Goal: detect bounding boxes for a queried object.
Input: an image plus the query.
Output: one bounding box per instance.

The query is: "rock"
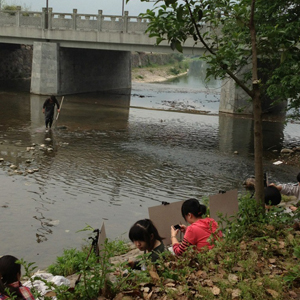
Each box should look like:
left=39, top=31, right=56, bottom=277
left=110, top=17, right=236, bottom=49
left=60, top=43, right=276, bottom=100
left=10, top=165, right=18, bottom=169
left=280, top=148, right=294, bottom=154
left=0, top=158, right=4, bottom=162
left=27, top=170, right=35, bottom=174
left=45, top=138, right=52, bottom=142
left=243, top=178, right=255, bottom=190
left=26, top=159, right=31, bottom=163
left=234, top=151, right=239, bottom=154
left=33, top=168, right=39, bottom=172
left=47, top=148, right=53, bottom=152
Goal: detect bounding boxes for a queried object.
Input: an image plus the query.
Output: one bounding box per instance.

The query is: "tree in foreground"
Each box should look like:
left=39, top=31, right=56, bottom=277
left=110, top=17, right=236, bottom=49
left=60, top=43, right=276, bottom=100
left=129, top=0, right=300, bottom=208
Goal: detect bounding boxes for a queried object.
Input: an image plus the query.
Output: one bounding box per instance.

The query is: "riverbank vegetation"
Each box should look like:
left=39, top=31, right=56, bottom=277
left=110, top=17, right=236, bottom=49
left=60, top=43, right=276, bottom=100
left=20, top=195, right=300, bottom=300
left=132, top=54, right=191, bottom=82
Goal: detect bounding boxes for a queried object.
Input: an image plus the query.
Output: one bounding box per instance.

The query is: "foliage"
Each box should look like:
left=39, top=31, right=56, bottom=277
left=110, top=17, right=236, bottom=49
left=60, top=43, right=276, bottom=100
left=284, top=245, right=300, bottom=286
left=19, top=194, right=300, bottom=299
left=134, top=0, right=300, bottom=112
left=47, top=248, right=88, bottom=276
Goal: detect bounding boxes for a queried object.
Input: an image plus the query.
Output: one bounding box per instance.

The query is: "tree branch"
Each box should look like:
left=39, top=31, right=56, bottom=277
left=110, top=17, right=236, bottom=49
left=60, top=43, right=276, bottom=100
left=185, top=0, right=253, bottom=98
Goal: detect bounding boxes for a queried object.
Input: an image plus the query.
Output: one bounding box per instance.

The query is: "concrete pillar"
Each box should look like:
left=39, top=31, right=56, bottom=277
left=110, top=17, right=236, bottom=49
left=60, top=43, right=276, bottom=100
left=219, top=63, right=287, bottom=115
left=30, top=43, right=131, bottom=95
left=31, top=42, right=59, bottom=95
left=219, top=76, right=253, bottom=115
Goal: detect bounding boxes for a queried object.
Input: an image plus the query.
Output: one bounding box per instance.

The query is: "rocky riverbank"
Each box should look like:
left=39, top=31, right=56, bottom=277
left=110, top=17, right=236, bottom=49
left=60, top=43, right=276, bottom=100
left=273, top=147, right=300, bottom=168
left=132, top=65, right=187, bottom=83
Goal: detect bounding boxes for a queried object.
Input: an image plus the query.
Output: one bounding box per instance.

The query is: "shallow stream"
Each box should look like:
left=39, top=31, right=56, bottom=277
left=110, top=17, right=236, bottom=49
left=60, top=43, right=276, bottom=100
left=0, top=80, right=300, bottom=269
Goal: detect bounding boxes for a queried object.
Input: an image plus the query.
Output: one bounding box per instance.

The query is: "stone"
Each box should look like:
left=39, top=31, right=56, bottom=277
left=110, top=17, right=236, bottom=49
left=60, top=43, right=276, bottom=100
left=280, top=148, right=294, bottom=154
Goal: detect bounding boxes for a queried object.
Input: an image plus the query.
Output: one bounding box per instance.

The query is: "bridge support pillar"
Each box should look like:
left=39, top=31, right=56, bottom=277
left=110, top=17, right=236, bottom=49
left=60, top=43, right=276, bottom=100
left=219, top=67, right=287, bottom=115
left=31, top=42, right=59, bottom=95
left=30, top=42, right=132, bottom=96
left=219, top=76, right=253, bottom=114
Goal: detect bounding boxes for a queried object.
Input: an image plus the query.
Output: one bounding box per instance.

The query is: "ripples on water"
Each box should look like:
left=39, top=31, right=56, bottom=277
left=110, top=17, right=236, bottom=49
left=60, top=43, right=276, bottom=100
left=0, top=84, right=300, bottom=268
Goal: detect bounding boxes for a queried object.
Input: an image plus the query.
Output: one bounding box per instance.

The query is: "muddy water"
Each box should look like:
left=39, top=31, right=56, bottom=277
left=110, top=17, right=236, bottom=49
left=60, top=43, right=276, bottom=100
left=0, top=83, right=300, bottom=269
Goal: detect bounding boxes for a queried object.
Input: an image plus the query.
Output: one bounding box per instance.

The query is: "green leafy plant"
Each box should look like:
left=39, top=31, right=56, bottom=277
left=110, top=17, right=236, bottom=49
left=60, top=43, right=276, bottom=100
left=284, top=245, right=300, bottom=287
left=47, top=248, right=87, bottom=276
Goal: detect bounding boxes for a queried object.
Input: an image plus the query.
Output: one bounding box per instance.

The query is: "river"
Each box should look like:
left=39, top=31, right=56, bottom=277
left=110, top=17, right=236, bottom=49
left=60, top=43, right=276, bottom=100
left=0, top=78, right=300, bottom=269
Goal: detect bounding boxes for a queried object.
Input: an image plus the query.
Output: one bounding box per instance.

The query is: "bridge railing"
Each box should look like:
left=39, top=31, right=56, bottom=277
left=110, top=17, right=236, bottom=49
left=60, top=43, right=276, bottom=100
left=0, top=7, right=149, bottom=33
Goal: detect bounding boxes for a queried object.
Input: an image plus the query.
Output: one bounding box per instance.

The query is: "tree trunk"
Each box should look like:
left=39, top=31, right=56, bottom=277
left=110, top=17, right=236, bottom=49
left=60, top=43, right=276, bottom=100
left=250, top=0, right=265, bottom=209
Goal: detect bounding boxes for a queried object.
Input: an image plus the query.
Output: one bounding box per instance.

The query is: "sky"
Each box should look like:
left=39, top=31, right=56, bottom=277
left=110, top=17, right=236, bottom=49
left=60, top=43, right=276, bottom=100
left=4, top=0, right=156, bottom=16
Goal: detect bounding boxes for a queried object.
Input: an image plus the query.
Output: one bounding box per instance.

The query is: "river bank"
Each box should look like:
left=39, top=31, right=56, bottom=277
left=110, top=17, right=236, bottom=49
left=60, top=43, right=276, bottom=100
left=132, top=65, right=188, bottom=83
left=23, top=198, right=300, bottom=300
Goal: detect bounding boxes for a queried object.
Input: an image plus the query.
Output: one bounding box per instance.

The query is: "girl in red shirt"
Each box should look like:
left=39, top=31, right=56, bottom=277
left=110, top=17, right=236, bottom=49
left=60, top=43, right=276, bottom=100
left=171, top=199, right=222, bottom=256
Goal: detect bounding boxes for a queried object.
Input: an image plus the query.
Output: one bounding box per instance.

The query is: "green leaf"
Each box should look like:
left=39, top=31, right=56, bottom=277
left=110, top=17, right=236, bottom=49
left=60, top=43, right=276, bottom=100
left=175, top=40, right=183, bottom=53
left=198, top=9, right=203, bottom=21
left=165, top=0, right=177, bottom=6
left=156, top=37, right=165, bottom=45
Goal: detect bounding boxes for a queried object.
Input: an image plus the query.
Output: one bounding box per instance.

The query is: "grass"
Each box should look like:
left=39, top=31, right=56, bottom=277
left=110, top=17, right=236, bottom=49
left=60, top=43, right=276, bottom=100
left=19, top=195, right=300, bottom=299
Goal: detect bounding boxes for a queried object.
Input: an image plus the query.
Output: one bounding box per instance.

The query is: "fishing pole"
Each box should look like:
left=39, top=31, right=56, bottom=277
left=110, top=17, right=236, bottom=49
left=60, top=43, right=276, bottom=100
left=55, top=96, right=64, bottom=121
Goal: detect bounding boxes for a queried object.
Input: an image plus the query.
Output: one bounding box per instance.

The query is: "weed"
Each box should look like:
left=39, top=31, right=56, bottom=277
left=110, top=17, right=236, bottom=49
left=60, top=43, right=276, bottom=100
left=284, top=245, right=300, bottom=287
left=47, top=248, right=87, bottom=276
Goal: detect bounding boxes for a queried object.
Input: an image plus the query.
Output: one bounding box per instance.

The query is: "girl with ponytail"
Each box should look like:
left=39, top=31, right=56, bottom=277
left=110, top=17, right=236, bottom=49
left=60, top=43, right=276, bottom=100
left=171, top=199, right=222, bottom=256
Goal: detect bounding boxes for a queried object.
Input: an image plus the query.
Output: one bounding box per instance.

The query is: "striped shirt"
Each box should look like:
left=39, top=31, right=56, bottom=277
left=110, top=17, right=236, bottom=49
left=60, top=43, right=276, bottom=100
left=0, top=281, right=35, bottom=300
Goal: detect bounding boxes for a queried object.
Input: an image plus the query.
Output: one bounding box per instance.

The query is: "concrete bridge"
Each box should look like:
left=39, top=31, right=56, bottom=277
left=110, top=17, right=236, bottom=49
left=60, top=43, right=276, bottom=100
left=0, top=7, right=207, bottom=96
left=0, top=8, right=285, bottom=114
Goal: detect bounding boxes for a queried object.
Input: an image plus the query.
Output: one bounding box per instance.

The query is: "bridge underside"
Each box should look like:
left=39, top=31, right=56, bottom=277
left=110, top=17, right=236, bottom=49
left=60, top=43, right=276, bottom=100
left=30, top=42, right=131, bottom=96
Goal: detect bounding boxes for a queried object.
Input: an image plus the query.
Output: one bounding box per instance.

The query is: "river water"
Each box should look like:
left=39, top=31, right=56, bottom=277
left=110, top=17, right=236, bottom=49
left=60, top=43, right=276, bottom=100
left=1, top=77, right=300, bottom=269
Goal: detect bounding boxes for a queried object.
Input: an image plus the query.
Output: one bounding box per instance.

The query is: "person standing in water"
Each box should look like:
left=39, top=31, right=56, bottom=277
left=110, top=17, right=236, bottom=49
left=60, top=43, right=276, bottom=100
left=42, top=95, right=60, bottom=131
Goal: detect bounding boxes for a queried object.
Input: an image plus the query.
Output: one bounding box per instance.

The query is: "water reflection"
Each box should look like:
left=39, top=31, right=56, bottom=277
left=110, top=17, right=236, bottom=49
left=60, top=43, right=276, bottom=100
left=218, top=114, right=285, bottom=155
left=0, top=88, right=299, bottom=269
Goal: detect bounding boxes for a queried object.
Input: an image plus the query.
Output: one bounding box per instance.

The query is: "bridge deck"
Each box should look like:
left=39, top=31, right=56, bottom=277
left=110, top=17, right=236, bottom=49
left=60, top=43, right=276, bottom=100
left=0, top=8, right=206, bottom=54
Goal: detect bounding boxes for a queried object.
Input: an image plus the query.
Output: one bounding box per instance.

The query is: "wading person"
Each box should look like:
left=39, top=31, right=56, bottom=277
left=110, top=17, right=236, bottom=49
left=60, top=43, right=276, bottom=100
left=270, top=172, right=300, bottom=211
left=171, top=199, right=222, bottom=256
left=42, top=95, right=60, bottom=131
left=128, top=219, right=165, bottom=270
left=0, top=255, right=35, bottom=300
